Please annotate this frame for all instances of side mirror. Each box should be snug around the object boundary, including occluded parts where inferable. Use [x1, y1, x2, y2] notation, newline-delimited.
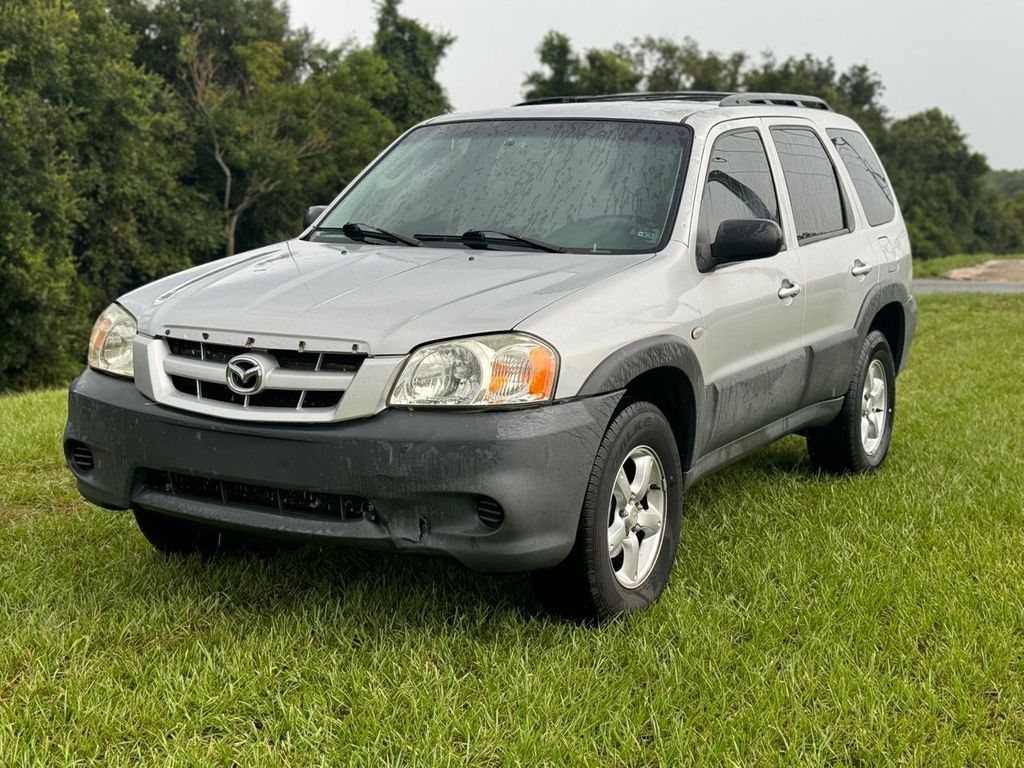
[705, 218, 783, 270]
[303, 205, 328, 230]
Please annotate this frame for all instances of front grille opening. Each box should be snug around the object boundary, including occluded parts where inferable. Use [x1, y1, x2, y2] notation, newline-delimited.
[170, 375, 198, 397]
[166, 338, 237, 363]
[201, 381, 246, 406]
[477, 497, 505, 529]
[249, 389, 302, 409]
[151, 471, 373, 521]
[301, 391, 344, 409]
[67, 441, 95, 473]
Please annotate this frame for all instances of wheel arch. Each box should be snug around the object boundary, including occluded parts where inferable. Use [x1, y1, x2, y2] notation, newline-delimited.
[577, 335, 706, 471]
[868, 301, 906, 372]
[855, 280, 914, 373]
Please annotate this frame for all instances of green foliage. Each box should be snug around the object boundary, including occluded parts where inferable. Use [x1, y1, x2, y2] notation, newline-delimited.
[0, 0, 216, 389]
[3, 295, 1024, 763]
[988, 169, 1024, 197]
[523, 31, 640, 99]
[880, 110, 992, 259]
[522, 33, 1024, 261]
[371, 0, 454, 127]
[0, 0, 449, 390]
[746, 56, 888, 141]
[112, 0, 406, 257]
[625, 36, 746, 92]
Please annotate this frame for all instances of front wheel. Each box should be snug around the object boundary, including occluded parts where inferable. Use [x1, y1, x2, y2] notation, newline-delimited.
[806, 329, 896, 474]
[534, 401, 683, 621]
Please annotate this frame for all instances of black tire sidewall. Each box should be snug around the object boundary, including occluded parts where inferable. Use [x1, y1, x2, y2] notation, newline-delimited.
[585, 403, 683, 615]
[852, 331, 896, 471]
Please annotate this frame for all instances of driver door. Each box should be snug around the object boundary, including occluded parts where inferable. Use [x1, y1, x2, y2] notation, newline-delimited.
[692, 119, 808, 450]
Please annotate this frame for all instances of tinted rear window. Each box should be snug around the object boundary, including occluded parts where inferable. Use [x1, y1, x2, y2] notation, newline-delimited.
[827, 129, 895, 226]
[771, 127, 847, 243]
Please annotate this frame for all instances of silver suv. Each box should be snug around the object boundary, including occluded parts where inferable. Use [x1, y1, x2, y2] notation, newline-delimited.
[64, 91, 916, 619]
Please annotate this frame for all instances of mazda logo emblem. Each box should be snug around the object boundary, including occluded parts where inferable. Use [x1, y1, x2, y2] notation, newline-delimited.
[225, 355, 266, 395]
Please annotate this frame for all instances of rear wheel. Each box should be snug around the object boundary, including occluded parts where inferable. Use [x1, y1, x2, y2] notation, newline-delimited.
[806, 329, 896, 474]
[534, 401, 683, 620]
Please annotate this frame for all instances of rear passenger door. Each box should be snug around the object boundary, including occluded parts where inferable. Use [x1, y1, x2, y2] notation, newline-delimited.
[765, 120, 874, 404]
[693, 121, 808, 450]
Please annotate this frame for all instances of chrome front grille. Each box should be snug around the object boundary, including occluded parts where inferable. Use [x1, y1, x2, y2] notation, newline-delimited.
[161, 338, 363, 413]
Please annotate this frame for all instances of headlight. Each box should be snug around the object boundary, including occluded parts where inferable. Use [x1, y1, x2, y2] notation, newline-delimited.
[88, 303, 137, 379]
[389, 334, 558, 407]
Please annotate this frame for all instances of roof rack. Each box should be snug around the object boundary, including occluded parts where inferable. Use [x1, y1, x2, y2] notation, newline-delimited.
[719, 92, 831, 111]
[515, 91, 832, 112]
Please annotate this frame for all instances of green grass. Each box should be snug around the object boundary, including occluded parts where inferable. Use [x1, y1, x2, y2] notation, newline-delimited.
[913, 252, 1024, 278]
[2, 294, 1024, 766]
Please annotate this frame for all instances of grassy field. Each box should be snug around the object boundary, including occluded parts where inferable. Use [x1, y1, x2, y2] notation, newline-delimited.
[913, 252, 1024, 278]
[1, 294, 1023, 766]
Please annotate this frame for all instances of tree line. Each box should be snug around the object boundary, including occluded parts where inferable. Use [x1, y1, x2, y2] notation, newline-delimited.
[523, 32, 1024, 262]
[0, 3, 1021, 389]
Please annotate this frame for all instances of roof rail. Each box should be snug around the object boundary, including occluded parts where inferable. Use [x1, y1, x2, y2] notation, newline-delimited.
[515, 90, 832, 111]
[719, 92, 832, 111]
[515, 91, 731, 106]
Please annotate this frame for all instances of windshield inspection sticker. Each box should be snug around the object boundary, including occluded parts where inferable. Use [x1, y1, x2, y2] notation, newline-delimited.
[635, 229, 658, 241]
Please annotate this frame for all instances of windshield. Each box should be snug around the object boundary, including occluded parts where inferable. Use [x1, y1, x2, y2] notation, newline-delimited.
[314, 119, 691, 253]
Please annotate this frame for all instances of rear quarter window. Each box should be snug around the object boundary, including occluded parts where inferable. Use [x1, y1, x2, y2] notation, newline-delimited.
[827, 128, 896, 226]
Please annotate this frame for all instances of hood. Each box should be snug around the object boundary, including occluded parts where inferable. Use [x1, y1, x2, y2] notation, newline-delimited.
[122, 239, 652, 354]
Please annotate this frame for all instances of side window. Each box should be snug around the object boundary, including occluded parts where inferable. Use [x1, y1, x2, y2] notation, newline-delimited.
[827, 128, 895, 226]
[696, 129, 780, 262]
[771, 127, 847, 243]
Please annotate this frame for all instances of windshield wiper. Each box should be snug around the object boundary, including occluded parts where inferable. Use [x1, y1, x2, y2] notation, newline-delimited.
[315, 222, 421, 247]
[415, 229, 565, 253]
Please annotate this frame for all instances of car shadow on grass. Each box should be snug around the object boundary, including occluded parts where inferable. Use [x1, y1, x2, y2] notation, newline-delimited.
[123, 538, 546, 627]
[100, 438, 825, 627]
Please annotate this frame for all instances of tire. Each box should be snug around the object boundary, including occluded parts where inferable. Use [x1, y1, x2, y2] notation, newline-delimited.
[133, 507, 273, 557]
[806, 329, 896, 474]
[533, 401, 683, 621]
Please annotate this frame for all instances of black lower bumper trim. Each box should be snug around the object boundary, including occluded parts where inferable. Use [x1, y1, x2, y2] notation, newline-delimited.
[64, 369, 621, 572]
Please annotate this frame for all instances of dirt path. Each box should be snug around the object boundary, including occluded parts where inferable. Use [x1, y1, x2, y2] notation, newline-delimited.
[947, 259, 1024, 283]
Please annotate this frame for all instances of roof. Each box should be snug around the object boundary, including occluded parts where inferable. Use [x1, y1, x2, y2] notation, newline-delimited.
[425, 91, 859, 131]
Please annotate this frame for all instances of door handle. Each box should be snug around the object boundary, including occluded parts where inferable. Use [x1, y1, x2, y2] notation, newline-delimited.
[778, 280, 802, 300]
[851, 260, 872, 277]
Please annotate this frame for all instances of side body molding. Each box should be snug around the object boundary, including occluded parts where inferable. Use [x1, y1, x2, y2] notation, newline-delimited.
[803, 279, 916, 408]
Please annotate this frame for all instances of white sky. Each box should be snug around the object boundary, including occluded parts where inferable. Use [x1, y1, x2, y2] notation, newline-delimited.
[288, 0, 1023, 169]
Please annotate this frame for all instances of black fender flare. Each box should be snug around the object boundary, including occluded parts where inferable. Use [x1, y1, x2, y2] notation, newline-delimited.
[577, 334, 705, 396]
[577, 335, 711, 465]
[854, 279, 915, 371]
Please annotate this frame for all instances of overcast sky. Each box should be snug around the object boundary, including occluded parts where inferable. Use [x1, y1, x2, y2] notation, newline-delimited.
[288, 0, 1023, 169]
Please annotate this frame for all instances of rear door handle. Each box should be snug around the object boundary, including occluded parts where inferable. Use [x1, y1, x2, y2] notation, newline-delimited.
[778, 280, 802, 300]
[851, 260, 872, 277]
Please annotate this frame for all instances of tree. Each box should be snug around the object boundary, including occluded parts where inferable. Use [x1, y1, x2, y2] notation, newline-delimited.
[880, 109, 991, 259]
[0, 0, 214, 389]
[524, 31, 640, 100]
[371, 0, 454, 128]
[523, 34, 887, 147]
[178, 28, 333, 257]
[113, 0, 439, 259]
[745, 55, 887, 142]
[624, 36, 746, 92]
[988, 169, 1024, 198]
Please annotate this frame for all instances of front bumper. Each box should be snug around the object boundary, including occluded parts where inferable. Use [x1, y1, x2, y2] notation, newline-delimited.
[64, 369, 620, 572]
